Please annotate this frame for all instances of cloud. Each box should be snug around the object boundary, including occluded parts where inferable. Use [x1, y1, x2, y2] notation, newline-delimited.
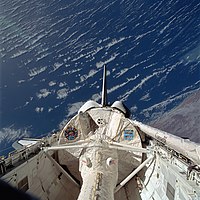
[91, 93, 101, 102]
[108, 75, 139, 94]
[35, 107, 44, 113]
[58, 102, 84, 129]
[0, 127, 31, 153]
[28, 66, 47, 77]
[66, 102, 85, 117]
[59, 82, 67, 87]
[96, 53, 119, 68]
[56, 88, 69, 99]
[18, 80, 26, 84]
[36, 88, 51, 99]
[119, 72, 160, 101]
[49, 62, 63, 73]
[49, 81, 56, 87]
[115, 68, 129, 78]
[105, 37, 126, 49]
[140, 93, 151, 101]
[182, 43, 200, 63]
[80, 69, 99, 82]
[11, 50, 28, 58]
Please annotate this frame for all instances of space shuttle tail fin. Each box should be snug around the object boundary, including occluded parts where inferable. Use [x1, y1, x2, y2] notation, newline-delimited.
[101, 65, 108, 107]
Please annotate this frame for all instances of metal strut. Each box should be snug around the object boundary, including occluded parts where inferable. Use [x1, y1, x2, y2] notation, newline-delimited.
[114, 156, 154, 193]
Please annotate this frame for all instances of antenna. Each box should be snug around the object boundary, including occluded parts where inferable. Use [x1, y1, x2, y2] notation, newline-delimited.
[101, 65, 107, 107]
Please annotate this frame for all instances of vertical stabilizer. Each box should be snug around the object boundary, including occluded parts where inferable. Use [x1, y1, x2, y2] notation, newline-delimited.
[101, 65, 107, 107]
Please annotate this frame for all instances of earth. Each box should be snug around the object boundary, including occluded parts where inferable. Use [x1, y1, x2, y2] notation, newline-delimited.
[0, 0, 200, 155]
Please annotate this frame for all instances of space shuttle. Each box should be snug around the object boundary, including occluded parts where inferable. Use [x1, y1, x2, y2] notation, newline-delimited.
[0, 65, 199, 199]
